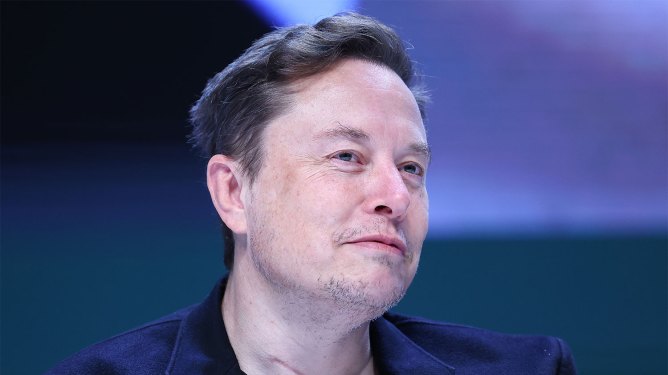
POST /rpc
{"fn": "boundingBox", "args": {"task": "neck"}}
[222,265,378,375]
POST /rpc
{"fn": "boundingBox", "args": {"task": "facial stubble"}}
[246,202,414,326]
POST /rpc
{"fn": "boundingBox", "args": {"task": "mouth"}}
[345,234,407,256]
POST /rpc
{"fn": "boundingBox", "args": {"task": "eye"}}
[400,162,424,176]
[333,151,360,163]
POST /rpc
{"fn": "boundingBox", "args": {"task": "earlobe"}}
[207,155,247,234]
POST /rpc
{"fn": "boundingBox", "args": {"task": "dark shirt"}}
[46,278,577,374]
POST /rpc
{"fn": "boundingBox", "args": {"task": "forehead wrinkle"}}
[312,122,370,143]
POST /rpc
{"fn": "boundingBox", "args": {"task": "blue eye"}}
[401,163,423,175]
[335,152,357,162]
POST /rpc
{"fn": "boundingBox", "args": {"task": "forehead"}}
[271,59,426,142]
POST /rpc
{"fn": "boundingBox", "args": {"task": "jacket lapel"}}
[371,315,455,375]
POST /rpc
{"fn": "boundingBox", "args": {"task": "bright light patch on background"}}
[247,0,359,26]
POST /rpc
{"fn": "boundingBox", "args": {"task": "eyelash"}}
[400,162,424,176]
[331,151,425,177]
[333,151,361,163]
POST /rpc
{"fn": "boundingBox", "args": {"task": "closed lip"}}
[346,234,407,255]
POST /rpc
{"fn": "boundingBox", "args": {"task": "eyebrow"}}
[410,141,432,165]
[313,122,431,163]
[312,123,370,142]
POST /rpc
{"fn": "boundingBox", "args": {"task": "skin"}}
[207,58,429,375]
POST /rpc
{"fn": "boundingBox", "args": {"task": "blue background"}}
[2,1,666,374]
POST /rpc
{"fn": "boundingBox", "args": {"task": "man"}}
[48,13,576,374]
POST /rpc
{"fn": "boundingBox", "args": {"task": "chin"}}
[319,271,410,316]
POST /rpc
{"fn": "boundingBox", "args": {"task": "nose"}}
[364,162,411,221]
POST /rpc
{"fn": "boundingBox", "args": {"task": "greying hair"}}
[189,12,428,270]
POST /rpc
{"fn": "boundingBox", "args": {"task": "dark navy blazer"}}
[46,278,576,374]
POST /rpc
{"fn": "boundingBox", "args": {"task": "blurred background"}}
[2,1,666,374]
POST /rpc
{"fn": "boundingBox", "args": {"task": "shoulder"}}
[382,312,577,375]
[45,306,193,375]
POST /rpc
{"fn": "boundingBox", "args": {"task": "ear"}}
[207,154,247,234]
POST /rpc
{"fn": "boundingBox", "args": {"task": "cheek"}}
[405,193,429,250]
[257,167,337,232]
[410,191,429,227]
[299,166,359,204]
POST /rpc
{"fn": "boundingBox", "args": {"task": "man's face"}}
[242,59,429,315]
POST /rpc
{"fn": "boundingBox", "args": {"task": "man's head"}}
[190,13,428,271]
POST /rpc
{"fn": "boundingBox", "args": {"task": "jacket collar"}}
[371,316,455,374]
[166,277,243,374]
[167,277,455,374]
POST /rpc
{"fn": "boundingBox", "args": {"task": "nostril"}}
[375,205,392,214]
